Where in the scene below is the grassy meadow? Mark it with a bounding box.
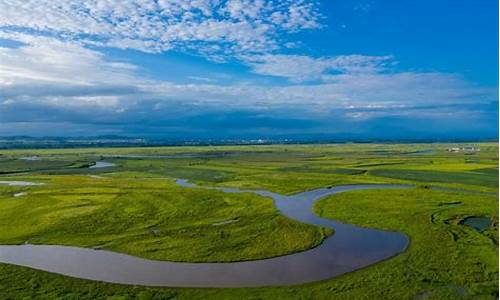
[0,142,497,299]
[0,175,330,262]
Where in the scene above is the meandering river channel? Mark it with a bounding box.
[0,162,410,287]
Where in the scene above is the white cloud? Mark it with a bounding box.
[0,1,495,137]
[0,36,494,120]
[0,0,321,59]
[0,33,138,86]
[0,6,495,132]
[187,76,218,82]
[245,54,394,82]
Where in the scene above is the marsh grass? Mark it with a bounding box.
[0,142,497,299]
[0,175,329,262]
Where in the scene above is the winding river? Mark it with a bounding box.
[0,162,410,287]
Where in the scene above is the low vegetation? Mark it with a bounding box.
[314,188,498,299]
[0,142,497,299]
[0,175,328,262]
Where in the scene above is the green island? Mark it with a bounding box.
[0,143,497,299]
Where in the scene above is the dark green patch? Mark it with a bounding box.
[279,166,366,175]
[370,169,499,188]
[472,168,499,175]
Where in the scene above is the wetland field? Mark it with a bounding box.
[0,143,497,299]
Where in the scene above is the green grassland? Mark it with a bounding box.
[0,142,497,299]
[314,188,498,299]
[0,175,329,262]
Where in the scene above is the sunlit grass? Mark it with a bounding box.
[0,142,497,299]
[0,175,328,262]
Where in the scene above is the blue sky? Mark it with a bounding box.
[0,0,498,140]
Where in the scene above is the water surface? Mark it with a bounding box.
[89,161,116,169]
[0,180,410,287]
[0,181,44,186]
[461,216,491,232]
[19,156,42,161]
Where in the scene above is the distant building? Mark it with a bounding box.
[463,146,480,152]
[447,146,480,153]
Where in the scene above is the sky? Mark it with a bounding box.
[0,0,498,140]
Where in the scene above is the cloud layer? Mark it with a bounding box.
[1,37,495,121]
[0,1,497,138]
[1,0,320,60]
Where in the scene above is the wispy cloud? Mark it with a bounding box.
[244,54,394,82]
[187,76,218,83]
[1,36,495,122]
[0,34,138,86]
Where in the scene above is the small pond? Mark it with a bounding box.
[89,161,116,169]
[461,216,492,232]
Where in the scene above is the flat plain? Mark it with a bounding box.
[0,143,497,299]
